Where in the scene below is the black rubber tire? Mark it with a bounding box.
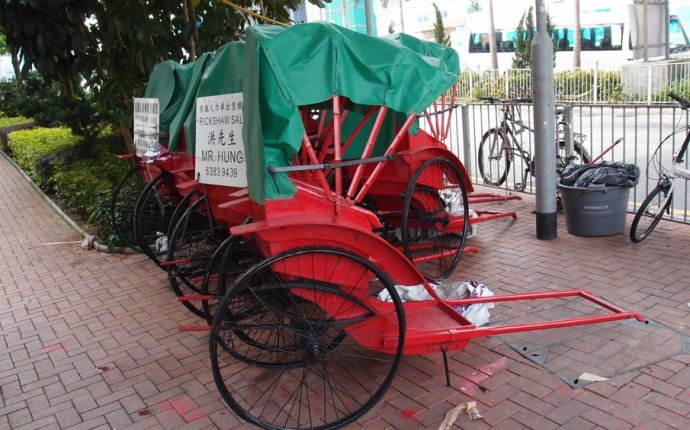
[109,165,145,250]
[201,235,260,324]
[166,188,199,246]
[478,128,511,186]
[401,157,470,280]
[133,171,178,267]
[556,141,592,176]
[630,181,673,243]
[210,247,405,430]
[167,195,228,318]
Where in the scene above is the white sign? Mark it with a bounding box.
[133,98,160,157]
[195,93,246,187]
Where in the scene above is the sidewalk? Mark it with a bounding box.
[1,149,689,429]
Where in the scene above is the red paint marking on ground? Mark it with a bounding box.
[479,356,509,376]
[169,397,197,415]
[157,401,173,412]
[402,409,416,418]
[38,344,64,354]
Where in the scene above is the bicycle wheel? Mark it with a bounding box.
[210,247,405,430]
[167,195,228,318]
[401,157,470,280]
[110,165,145,250]
[557,141,592,175]
[133,171,178,267]
[630,180,673,243]
[478,128,511,186]
[201,235,261,324]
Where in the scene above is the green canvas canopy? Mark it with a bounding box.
[142,43,244,153]
[142,22,459,203]
[242,22,459,203]
[143,60,197,139]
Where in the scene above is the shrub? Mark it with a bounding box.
[0,117,34,151]
[6,127,80,186]
[51,145,132,245]
[653,78,690,103]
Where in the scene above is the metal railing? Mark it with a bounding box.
[424,102,690,224]
[457,60,690,105]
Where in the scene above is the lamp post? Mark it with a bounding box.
[532,0,557,240]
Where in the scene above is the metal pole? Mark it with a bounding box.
[664,0,670,60]
[461,105,472,177]
[532,0,557,240]
[643,0,648,62]
[364,0,374,35]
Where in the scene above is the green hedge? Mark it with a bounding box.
[51,145,132,244]
[0,116,31,128]
[6,127,80,186]
[6,126,133,247]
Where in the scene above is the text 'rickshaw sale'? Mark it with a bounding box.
[195,93,246,187]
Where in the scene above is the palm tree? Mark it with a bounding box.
[488,0,498,70]
[574,0,581,68]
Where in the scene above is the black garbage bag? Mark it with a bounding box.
[560,161,640,188]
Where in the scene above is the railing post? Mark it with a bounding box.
[461,104,472,177]
[505,70,510,99]
[647,64,653,105]
[593,61,599,104]
[563,105,574,156]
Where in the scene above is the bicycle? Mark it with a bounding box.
[630,92,690,243]
[477,97,592,190]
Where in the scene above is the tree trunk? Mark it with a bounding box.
[488,0,499,71]
[10,46,22,85]
[182,0,196,60]
[574,0,581,68]
[60,74,75,99]
[119,114,135,155]
[399,0,405,33]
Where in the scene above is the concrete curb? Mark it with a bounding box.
[1,150,137,254]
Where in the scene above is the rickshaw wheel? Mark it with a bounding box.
[401,157,470,280]
[166,188,199,246]
[109,165,145,250]
[133,171,178,267]
[210,247,405,430]
[201,235,261,324]
[167,195,228,318]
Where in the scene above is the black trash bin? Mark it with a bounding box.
[558,162,639,237]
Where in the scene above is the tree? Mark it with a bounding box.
[0,0,96,99]
[432,3,450,46]
[574,0,581,68]
[0,0,326,152]
[512,6,555,69]
[487,0,498,70]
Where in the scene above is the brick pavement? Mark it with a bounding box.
[1,149,690,429]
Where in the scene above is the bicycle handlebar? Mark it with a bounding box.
[478,96,532,104]
[669,92,690,110]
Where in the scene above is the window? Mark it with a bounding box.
[468,31,517,53]
[551,24,624,51]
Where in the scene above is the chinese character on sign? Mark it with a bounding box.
[208,131,216,145]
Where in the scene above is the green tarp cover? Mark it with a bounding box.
[144,43,245,153]
[243,22,459,203]
[142,22,458,203]
[143,60,197,138]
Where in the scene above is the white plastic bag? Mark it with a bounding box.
[378,280,494,326]
[451,280,494,327]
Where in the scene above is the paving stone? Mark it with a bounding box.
[2,150,690,430]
